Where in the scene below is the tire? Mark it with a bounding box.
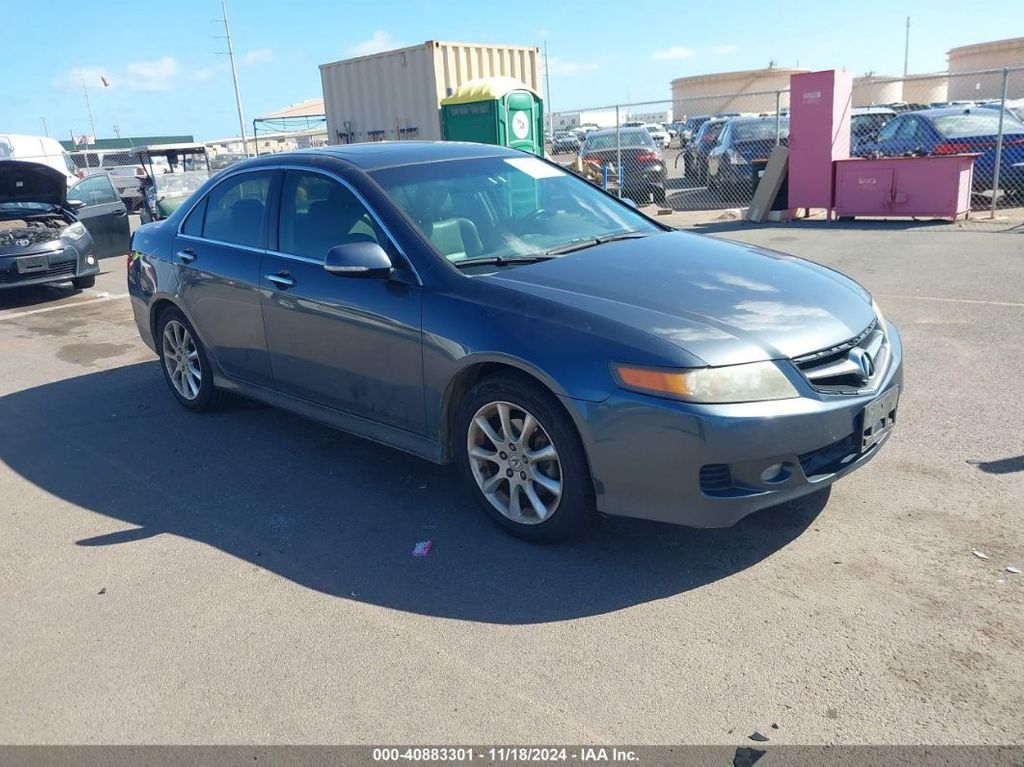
[155,307,220,412]
[455,374,595,542]
[71,275,95,290]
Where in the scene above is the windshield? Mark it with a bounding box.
[732,120,788,142]
[933,112,1024,137]
[583,130,653,151]
[148,152,210,196]
[371,155,659,264]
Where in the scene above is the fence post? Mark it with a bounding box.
[775,90,782,145]
[615,105,622,198]
[990,68,1010,219]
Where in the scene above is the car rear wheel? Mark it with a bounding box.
[456,375,595,542]
[156,308,220,412]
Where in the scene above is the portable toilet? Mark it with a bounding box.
[440,76,544,156]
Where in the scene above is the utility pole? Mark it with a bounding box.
[543,40,552,134]
[220,0,250,155]
[903,17,910,77]
[40,117,49,137]
[82,81,97,141]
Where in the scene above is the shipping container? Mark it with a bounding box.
[319,40,541,144]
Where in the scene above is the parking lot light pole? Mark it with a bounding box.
[990,68,1009,220]
[615,105,622,198]
[221,0,250,157]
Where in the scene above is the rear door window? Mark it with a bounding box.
[200,171,272,249]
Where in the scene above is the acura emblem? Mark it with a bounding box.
[849,348,875,382]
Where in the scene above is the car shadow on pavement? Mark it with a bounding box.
[0,361,828,625]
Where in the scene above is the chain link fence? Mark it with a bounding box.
[547,65,1024,219]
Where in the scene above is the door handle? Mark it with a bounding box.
[176,247,196,263]
[265,272,295,288]
[113,207,128,217]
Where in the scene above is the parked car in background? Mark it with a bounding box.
[579,127,667,204]
[850,107,897,155]
[684,117,730,185]
[681,115,713,145]
[860,107,1024,194]
[0,134,79,186]
[1,161,131,291]
[706,117,789,195]
[210,152,249,172]
[551,131,581,154]
[128,141,901,541]
[643,123,672,149]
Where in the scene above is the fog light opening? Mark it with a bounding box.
[86,256,96,265]
[760,461,793,484]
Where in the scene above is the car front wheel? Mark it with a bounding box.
[456,375,595,541]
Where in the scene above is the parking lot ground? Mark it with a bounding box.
[1,225,1022,745]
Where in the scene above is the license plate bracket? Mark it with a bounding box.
[860,385,899,452]
[16,255,48,274]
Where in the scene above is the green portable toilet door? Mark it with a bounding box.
[505,91,541,156]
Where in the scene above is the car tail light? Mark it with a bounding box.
[635,150,660,163]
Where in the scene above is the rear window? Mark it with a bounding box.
[732,120,788,142]
[584,130,654,150]
[932,112,1024,137]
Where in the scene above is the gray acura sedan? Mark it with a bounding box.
[128,142,902,541]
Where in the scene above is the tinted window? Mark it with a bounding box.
[182,198,207,236]
[278,171,381,260]
[732,120,788,142]
[201,171,272,248]
[896,118,920,140]
[69,174,119,205]
[876,118,902,141]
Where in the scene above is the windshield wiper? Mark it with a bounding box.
[452,254,558,269]
[544,230,654,256]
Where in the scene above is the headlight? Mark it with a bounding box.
[60,221,88,241]
[612,360,799,404]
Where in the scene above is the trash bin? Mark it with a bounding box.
[441,76,544,156]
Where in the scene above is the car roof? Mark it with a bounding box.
[852,107,897,115]
[278,141,521,171]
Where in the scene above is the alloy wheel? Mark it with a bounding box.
[161,320,202,400]
[466,401,562,525]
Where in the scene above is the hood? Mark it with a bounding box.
[0,161,67,208]
[487,231,875,366]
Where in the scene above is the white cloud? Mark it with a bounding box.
[650,46,696,62]
[243,48,273,66]
[347,31,404,57]
[544,56,599,76]
[124,56,179,91]
[189,66,221,83]
[711,44,737,55]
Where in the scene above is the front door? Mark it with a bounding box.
[260,169,425,434]
[175,169,276,387]
[68,174,130,257]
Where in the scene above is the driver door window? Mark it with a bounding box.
[278,171,381,261]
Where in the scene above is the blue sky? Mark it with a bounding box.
[0,0,1017,141]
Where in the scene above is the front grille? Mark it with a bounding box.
[0,260,76,285]
[799,434,860,479]
[792,319,889,394]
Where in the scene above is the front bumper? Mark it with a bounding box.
[0,242,98,290]
[564,324,903,528]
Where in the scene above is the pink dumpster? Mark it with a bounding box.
[833,155,976,222]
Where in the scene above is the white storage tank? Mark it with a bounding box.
[320,40,541,144]
[853,76,903,107]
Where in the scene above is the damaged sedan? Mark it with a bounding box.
[1,161,130,291]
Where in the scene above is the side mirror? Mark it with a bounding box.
[324,241,394,278]
[68,199,86,210]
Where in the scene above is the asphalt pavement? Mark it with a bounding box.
[0,223,1021,744]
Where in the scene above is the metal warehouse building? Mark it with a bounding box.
[319,40,541,144]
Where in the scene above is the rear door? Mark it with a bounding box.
[67,174,130,257]
[175,169,277,387]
